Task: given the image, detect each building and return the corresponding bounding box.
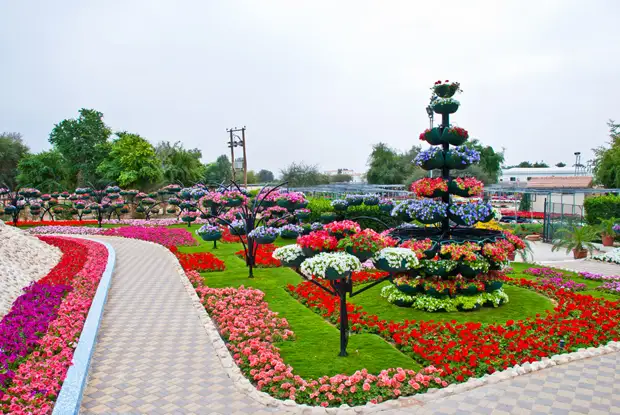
[323,169,365,183]
[499,167,588,184]
[526,176,594,214]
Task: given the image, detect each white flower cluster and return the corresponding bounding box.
[272,244,305,262]
[592,248,620,264]
[373,247,419,269]
[300,252,361,279]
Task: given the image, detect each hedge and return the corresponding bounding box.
[306,198,400,231]
[584,194,620,225]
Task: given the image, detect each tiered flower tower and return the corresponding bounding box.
[382,81,512,310]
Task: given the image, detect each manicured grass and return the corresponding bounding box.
[177,235,421,378]
[510,263,620,302]
[350,282,554,325]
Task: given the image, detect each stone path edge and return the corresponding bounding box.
[82,237,620,414]
[52,238,116,415]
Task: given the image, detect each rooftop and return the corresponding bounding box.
[526,176,593,189]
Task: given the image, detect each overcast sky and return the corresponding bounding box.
[1,0,619,175]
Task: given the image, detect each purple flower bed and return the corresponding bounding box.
[597,281,620,295]
[537,277,587,291]
[578,272,620,281]
[0,283,70,389]
[523,267,565,278]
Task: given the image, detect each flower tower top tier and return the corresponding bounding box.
[410,81,494,231]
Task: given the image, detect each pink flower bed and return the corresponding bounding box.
[0,237,108,414]
[191,278,447,407]
[102,226,197,246]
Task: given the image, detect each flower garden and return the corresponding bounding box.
[1,81,619,411]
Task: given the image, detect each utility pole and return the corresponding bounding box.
[226,127,247,187]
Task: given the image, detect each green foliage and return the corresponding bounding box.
[551,225,597,254]
[518,193,532,211]
[204,155,232,185]
[306,198,399,231]
[280,162,329,187]
[463,139,504,182]
[597,217,618,237]
[329,173,353,183]
[246,170,258,184]
[505,223,543,237]
[49,108,112,186]
[593,120,620,188]
[16,150,69,192]
[257,169,275,183]
[0,132,29,188]
[97,132,163,188]
[515,161,549,168]
[155,141,205,186]
[307,198,333,222]
[555,162,566,167]
[584,194,620,224]
[366,143,421,184]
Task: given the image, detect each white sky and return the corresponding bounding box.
[1,0,619,174]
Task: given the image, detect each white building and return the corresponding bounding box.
[499,167,587,184]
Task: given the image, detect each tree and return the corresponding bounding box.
[279,162,329,187]
[517,161,533,168]
[16,150,69,192]
[514,160,548,168]
[97,132,163,188]
[204,155,232,184]
[329,173,353,183]
[593,120,620,188]
[155,141,205,186]
[257,169,275,183]
[366,143,421,184]
[556,162,567,167]
[246,170,258,184]
[0,132,29,188]
[49,108,112,186]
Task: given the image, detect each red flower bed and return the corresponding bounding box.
[8,220,98,227]
[37,237,90,286]
[287,275,620,383]
[220,227,248,244]
[235,244,281,268]
[351,270,389,285]
[169,247,225,272]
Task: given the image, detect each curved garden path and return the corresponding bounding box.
[78,237,620,414]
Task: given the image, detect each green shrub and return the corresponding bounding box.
[343,205,399,231]
[505,223,543,237]
[307,198,333,222]
[584,194,620,225]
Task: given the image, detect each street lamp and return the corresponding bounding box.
[425,105,434,129]
[573,152,581,175]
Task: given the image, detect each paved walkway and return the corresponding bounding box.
[79,237,620,414]
[80,237,278,414]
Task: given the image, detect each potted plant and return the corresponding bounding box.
[400,238,438,259]
[444,146,481,170]
[196,224,223,241]
[410,177,448,198]
[181,211,200,223]
[324,220,361,239]
[345,194,364,206]
[414,199,448,224]
[392,275,423,295]
[363,193,380,206]
[378,198,394,213]
[320,212,337,223]
[273,244,306,267]
[419,127,443,145]
[294,208,311,221]
[431,97,460,114]
[199,192,222,208]
[598,218,618,247]
[248,226,279,244]
[297,230,338,257]
[229,219,247,236]
[277,192,306,210]
[222,190,246,207]
[552,225,598,259]
[337,229,388,262]
[279,224,304,239]
[374,247,419,272]
[414,147,444,170]
[448,177,483,197]
[419,258,457,277]
[391,199,418,221]
[448,201,494,226]
[441,126,469,146]
[432,80,462,98]
[331,199,349,212]
[300,252,361,280]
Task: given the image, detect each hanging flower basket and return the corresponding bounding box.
[345,194,364,206]
[431,98,460,114]
[448,201,494,226]
[448,180,472,197]
[196,225,223,242]
[445,147,480,170]
[423,241,439,259]
[374,247,419,272]
[324,220,361,239]
[458,284,482,295]
[441,126,469,146]
[294,209,311,220]
[273,244,305,267]
[410,177,448,198]
[414,147,444,170]
[279,224,303,239]
[295,200,309,209]
[300,252,361,280]
[331,199,348,212]
[485,281,503,292]
[424,286,450,298]
[120,207,129,214]
[419,128,443,145]
[345,247,374,262]
[248,226,279,244]
[432,81,461,98]
[420,259,457,277]
[413,199,448,224]
[444,152,469,170]
[392,277,422,295]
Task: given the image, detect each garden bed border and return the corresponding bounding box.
[52,239,116,415]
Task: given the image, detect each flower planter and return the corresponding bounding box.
[181,217,196,223]
[448,212,473,226]
[444,152,470,170]
[433,83,458,98]
[393,299,414,308]
[345,247,374,262]
[485,281,503,292]
[347,199,363,207]
[423,264,452,277]
[295,201,309,209]
[573,248,588,259]
[457,303,481,312]
[488,261,503,270]
[295,212,310,220]
[379,204,393,213]
[282,256,305,268]
[507,252,516,261]
[420,152,444,170]
[301,247,324,257]
[375,258,410,273]
[364,199,379,206]
[421,128,443,145]
[320,213,337,224]
[261,200,276,208]
[280,229,300,239]
[230,228,246,236]
[333,204,348,212]
[448,181,472,197]
[325,267,351,280]
[602,235,615,247]
[423,241,439,259]
[458,284,481,295]
[457,263,479,278]
[425,287,449,298]
[224,199,243,207]
[198,232,222,242]
[254,235,277,244]
[441,128,467,146]
[432,101,459,114]
[394,282,420,295]
[416,212,445,224]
